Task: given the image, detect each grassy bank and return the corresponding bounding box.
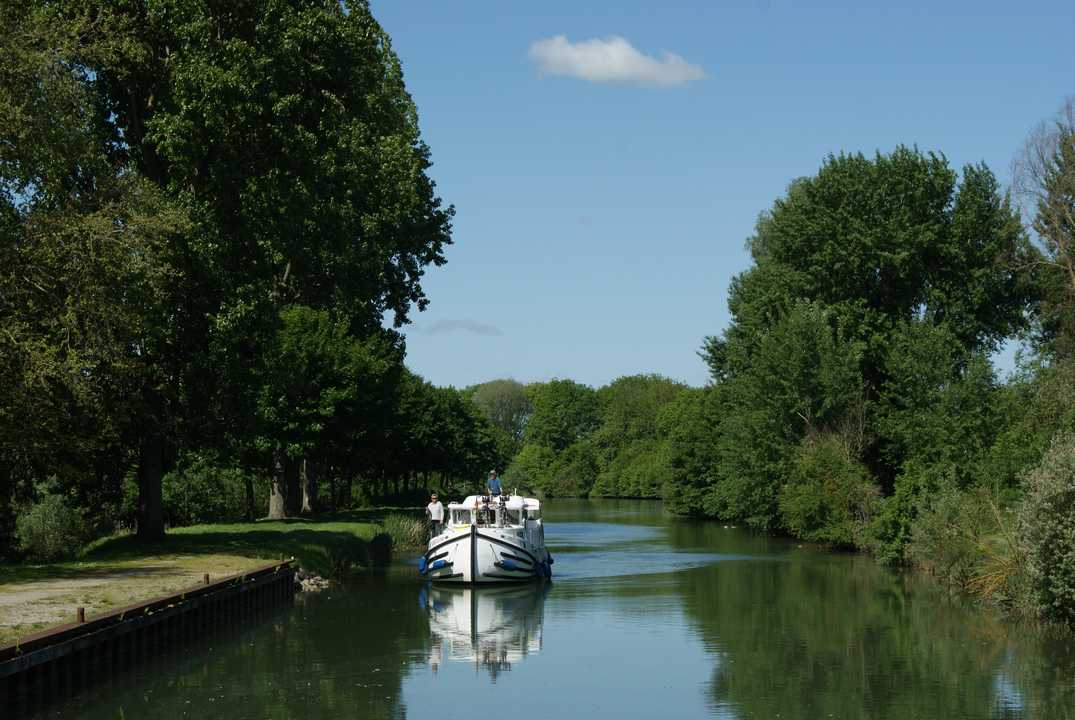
[0,510,427,646]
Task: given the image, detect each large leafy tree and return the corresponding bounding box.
[695,148,1035,538]
[1015,97,1075,359]
[17,0,455,535]
[706,147,1033,387]
[0,5,187,545]
[468,379,532,458]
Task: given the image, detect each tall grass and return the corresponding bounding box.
[378,513,427,550]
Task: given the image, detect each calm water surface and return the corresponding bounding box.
[28,500,1075,719]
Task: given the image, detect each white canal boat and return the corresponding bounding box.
[418,494,553,584]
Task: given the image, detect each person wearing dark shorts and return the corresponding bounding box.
[426,493,445,538]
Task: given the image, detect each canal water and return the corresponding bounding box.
[27,500,1075,719]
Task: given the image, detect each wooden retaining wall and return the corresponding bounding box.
[0,559,295,712]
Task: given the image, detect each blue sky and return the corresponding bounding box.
[371,0,1075,389]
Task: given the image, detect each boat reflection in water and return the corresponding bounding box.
[421,583,549,680]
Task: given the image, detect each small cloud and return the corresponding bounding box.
[529,35,704,87]
[415,319,504,337]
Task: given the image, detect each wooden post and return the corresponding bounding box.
[76,607,85,623]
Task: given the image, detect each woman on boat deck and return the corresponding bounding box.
[486,469,502,496]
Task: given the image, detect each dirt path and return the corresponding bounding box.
[0,554,266,645]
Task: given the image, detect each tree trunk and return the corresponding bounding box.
[329,468,338,513]
[285,456,301,514]
[244,472,255,521]
[268,449,287,519]
[301,459,317,515]
[137,428,165,539]
[0,462,15,560]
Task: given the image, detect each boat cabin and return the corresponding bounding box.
[446,495,541,529]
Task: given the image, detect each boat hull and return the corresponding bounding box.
[422,525,551,584]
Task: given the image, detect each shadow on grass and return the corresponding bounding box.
[0,564,192,586]
[0,510,428,583]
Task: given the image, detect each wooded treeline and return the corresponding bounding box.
[489,105,1075,625]
[0,1,504,560]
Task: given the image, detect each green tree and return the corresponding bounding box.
[779,434,878,547]
[710,302,866,529]
[590,374,685,497]
[695,149,1034,546]
[656,387,721,516]
[1014,97,1075,359]
[468,379,532,458]
[0,5,188,544]
[523,379,599,451]
[256,305,402,518]
[7,0,455,536]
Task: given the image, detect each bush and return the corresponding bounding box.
[906,485,1025,605]
[16,494,90,562]
[1018,430,1075,625]
[593,439,669,498]
[778,435,877,547]
[869,460,956,565]
[162,455,257,527]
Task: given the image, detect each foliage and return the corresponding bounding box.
[504,443,559,496]
[592,439,670,498]
[778,434,878,547]
[590,375,685,498]
[875,324,998,481]
[162,456,258,528]
[468,379,532,458]
[378,512,427,551]
[523,380,600,452]
[657,387,720,516]
[1014,97,1075,359]
[1018,430,1075,625]
[906,484,1027,608]
[16,494,90,563]
[0,0,477,545]
[504,441,597,498]
[709,301,866,529]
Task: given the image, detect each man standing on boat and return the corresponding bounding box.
[426,493,445,538]
[486,469,503,497]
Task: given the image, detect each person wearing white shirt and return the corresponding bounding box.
[425,493,445,538]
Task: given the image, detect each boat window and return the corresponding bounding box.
[503,509,521,525]
[526,509,541,520]
[453,509,472,524]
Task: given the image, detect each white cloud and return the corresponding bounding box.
[528,35,704,88]
[414,319,504,337]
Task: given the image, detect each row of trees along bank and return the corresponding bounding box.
[485,102,1075,626]
[0,1,507,560]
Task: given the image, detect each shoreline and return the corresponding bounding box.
[0,512,426,645]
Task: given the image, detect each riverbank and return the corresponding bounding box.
[0,511,426,645]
